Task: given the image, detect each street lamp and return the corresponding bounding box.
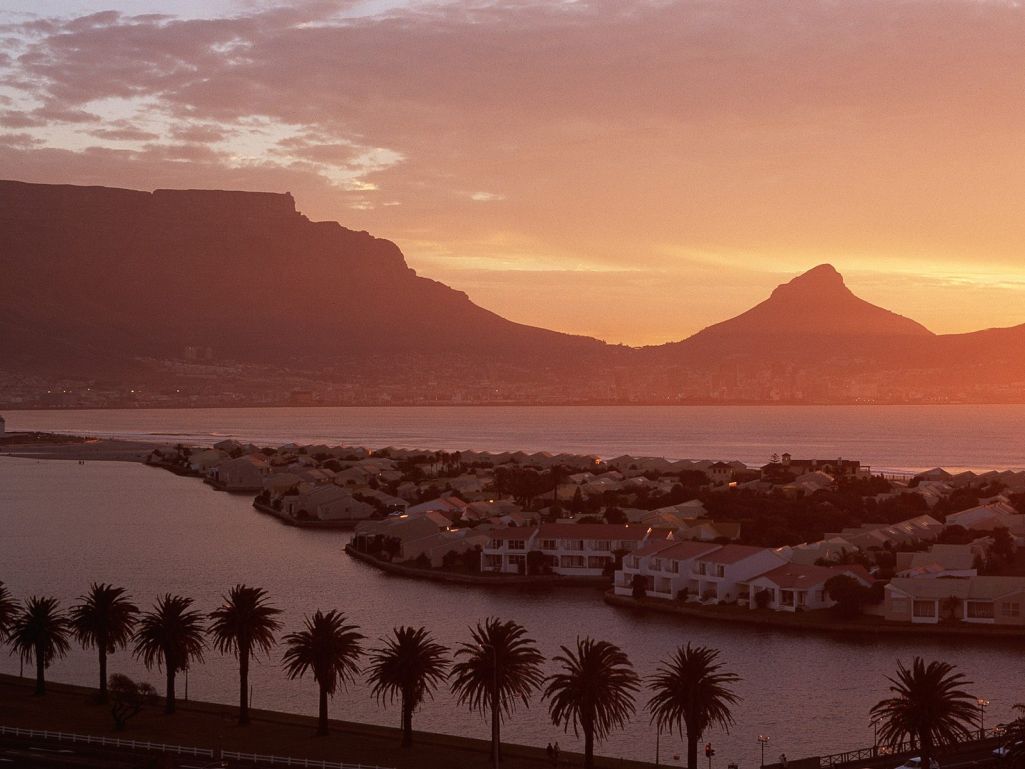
[758,735,770,768]
[871,717,879,754]
[978,698,990,739]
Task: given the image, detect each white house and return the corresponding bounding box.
[691,545,787,603]
[284,484,375,522]
[482,523,656,576]
[745,563,872,612]
[615,540,722,599]
[208,455,270,491]
[884,576,1025,626]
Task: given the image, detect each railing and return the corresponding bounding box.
[0,725,214,757]
[818,727,1006,768]
[222,750,392,769]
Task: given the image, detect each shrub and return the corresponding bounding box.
[754,589,772,609]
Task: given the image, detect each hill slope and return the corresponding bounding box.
[0,180,608,374]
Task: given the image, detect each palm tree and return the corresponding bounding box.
[647,644,742,769]
[450,617,545,769]
[70,583,139,702]
[544,637,639,769]
[133,594,206,714]
[870,657,977,769]
[0,581,18,639]
[208,584,282,725]
[366,626,449,748]
[7,596,72,695]
[282,610,364,736]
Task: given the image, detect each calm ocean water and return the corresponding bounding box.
[4,404,1025,471]
[0,405,1023,763]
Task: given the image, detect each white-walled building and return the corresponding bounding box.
[482,523,656,576]
[745,563,873,612]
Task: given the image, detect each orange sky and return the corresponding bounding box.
[2,0,1025,345]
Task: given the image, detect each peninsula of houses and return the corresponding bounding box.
[147,442,1025,634]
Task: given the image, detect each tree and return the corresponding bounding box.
[108,673,157,730]
[0,581,18,640]
[824,574,867,617]
[282,610,364,736]
[133,594,206,714]
[8,596,72,695]
[450,618,545,769]
[870,658,977,769]
[544,638,639,769]
[208,585,283,725]
[647,644,741,769]
[70,583,139,702]
[631,574,648,600]
[366,626,449,747]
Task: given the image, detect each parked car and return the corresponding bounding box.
[994,741,1023,759]
[895,758,940,769]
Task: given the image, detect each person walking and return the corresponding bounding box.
[553,741,561,767]
[546,743,555,766]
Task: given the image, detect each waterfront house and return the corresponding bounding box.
[745,563,872,612]
[945,501,1024,536]
[615,540,722,598]
[283,484,375,522]
[691,545,787,603]
[482,523,656,576]
[883,576,1025,626]
[351,514,449,559]
[208,454,270,492]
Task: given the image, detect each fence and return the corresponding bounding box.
[818,727,1005,768]
[0,725,214,757]
[222,751,392,769]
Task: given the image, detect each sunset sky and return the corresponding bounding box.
[3,0,1025,345]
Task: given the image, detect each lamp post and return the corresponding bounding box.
[758,735,770,768]
[978,698,990,739]
[871,718,879,755]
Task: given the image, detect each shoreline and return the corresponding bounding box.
[345,544,611,587]
[0,436,170,463]
[604,592,1025,641]
[0,673,655,769]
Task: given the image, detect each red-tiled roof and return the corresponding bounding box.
[654,541,722,561]
[539,523,648,541]
[755,563,872,589]
[700,544,771,565]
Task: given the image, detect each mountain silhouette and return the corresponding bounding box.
[2,179,1023,401]
[0,180,608,375]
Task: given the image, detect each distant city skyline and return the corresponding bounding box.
[3,0,1025,344]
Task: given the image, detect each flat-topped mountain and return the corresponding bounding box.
[0,180,608,374]
[2,179,1022,403]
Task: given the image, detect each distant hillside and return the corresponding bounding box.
[0,180,608,374]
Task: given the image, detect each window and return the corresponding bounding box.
[913,600,937,618]
[966,601,994,619]
[652,558,662,571]
[625,556,639,569]
[541,539,557,550]
[488,539,502,550]
[1001,602,1020,617]
[507,540,525,551]
[506,554,525,568]
[564,539,584,551]
[697,563,707,575]
[588,556,609,569]
[591,540,612,551]
[561,555,586,568]
[716,565,725,578]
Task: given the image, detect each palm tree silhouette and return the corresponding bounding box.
[366,625,449,748]
[70,583,139,702]
[450,617,545,769]
[0,581,18,640]
[870,657,977,769]
[8,596,72,695]
[282,610,364,736]
[544,637,639,769]
[133,594,206,714]
[647,644,741,769]
[208,584,282,725]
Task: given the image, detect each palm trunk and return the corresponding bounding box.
[239,646,250,725]
[401,692,413,748]
[491,701,501,769]
[687,733,699,769]
[34,642,45,695]
[317,686,329,736]
[98,646,108,702]
[583,723,595,769]
[165,666,176,714]
[920,731,933,769]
